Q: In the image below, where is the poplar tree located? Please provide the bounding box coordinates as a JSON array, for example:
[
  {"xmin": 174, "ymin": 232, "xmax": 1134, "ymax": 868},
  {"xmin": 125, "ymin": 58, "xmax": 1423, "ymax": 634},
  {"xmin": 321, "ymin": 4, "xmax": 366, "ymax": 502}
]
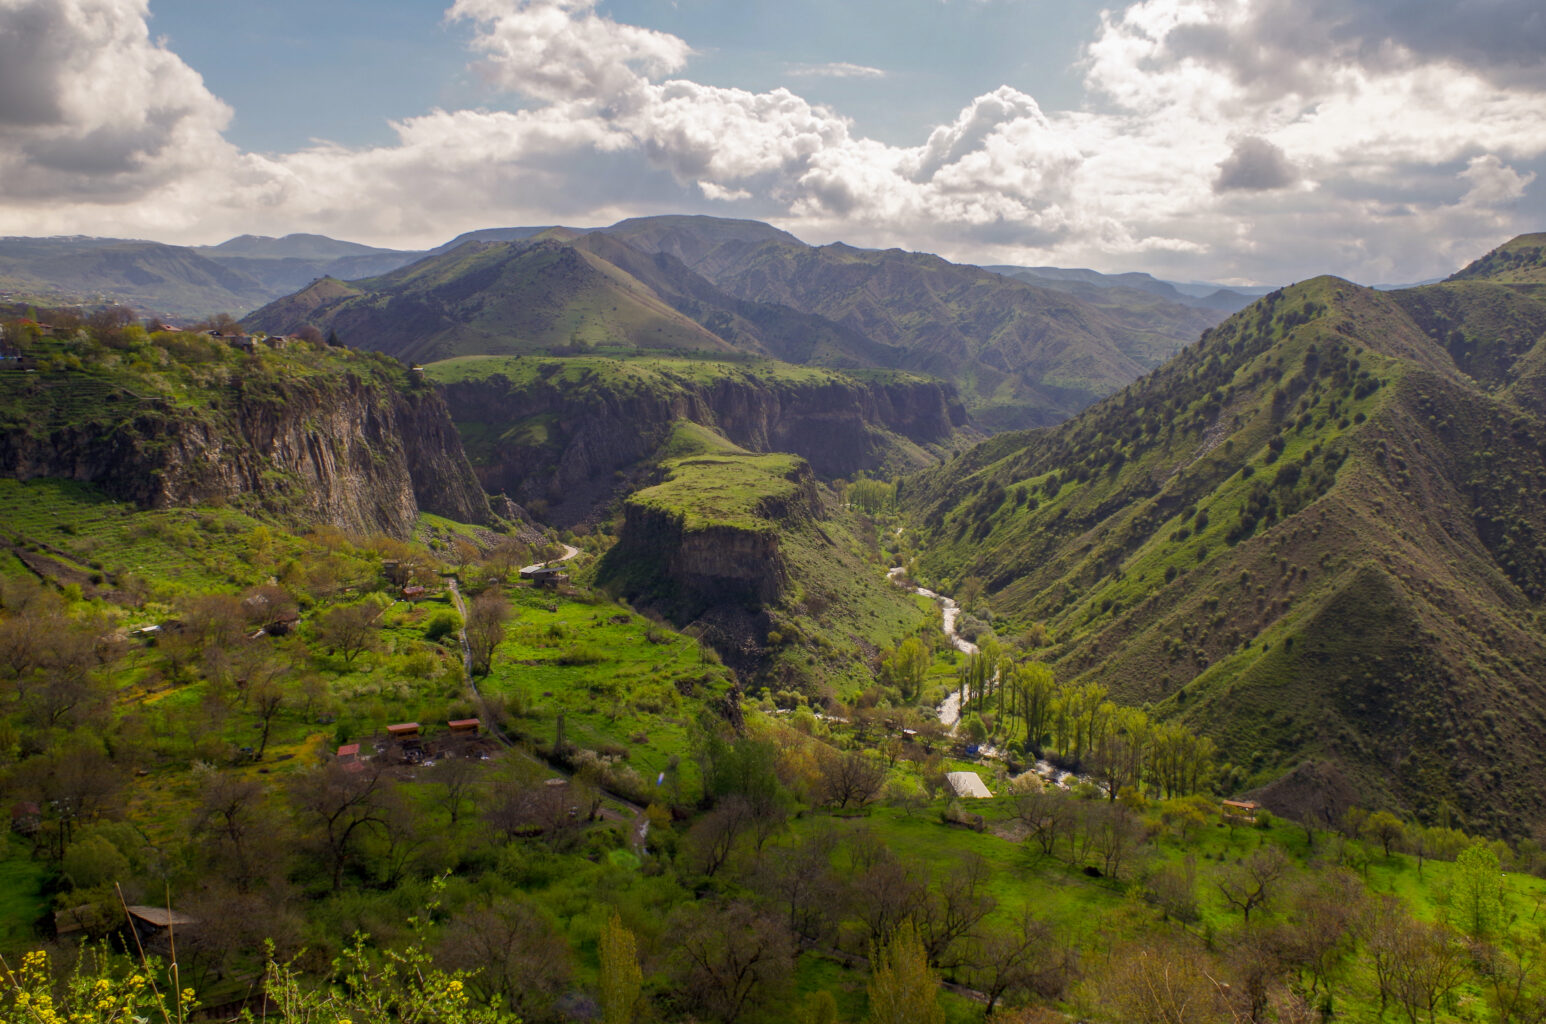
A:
[{"xmin": 600, "ymin": 912, "xmax": 642, "ymax": 1024}]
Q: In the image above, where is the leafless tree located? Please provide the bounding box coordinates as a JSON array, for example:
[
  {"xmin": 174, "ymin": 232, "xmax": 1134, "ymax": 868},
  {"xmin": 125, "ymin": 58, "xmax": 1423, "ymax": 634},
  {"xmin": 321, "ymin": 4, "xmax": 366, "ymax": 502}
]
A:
[
  {"xmin": 438, "ymin": 896, "xmax": 574, "ymax": 1021},
  {"xmin": 466, "ymin": 590, "xmax": 511, "ymax": 677},
  {"xmin": 963, "ymin": 906, "xmax": 1070, "ymax": 1016},
  {"xmin": 287, "ymin": 759, "xmax": 393, "ymax": 892},
  {"xmin": 752, "ymin": 827, "xmax": 844, "ymax": 947},
  {"xmin": 315, "ymin": 600, "xmax": 383, "ymax": 667},
  {"xmin": 431, "ymin": 755, "xmax": 483, "ymax": 825},
  {"xmin": 850, "ymin": 856, "xmax": 928, "ymax": 951},
  {"xmin": 192, "ymin": 766, "xmax": 283, "ymax": 892},
  {"xmin": 686, "ymin": 795, "xmax": 754, "ymax": 877},
  {"xmin": 669, "ymin": 901, "xmax": 794, "ymax": 1024},
  {"xmin": 815, "ymin": 747, "xmax": 887, "ymax": 810},
  {"xmin": 1216, "ymin": 845, "xmax": 1292, "ymax": 924},
  {"xmin": 917, "ymin": 852, "xmax": 997, "ymax": 968},
  {"xmin": 1015, "ymin": 786, "xmax": 1076, "ymax": 861}
]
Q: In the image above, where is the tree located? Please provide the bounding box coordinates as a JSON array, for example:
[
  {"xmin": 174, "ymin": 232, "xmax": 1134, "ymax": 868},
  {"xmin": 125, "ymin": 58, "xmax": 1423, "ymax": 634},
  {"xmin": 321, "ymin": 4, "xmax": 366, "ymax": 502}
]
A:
[
  {"xmin": 669, "ymin": 901, "xmax": 793, "ymax": 1023},
  {"xmin": 466, "ymin": 589, "xmax": 510, "ymax": 677},
  {"xmin": 1216, "ymin": 845, "xmax": 1291, "ymax": 924},
  {"xmin": 191, "ymin": 765, "xmax": 283, "ymax": 892},
  {"xmin": 1453, "ymin": 840, "xmax": 1507, "ymax": 941},
  {"xmin": 438, "ymin": 896, "xmax": 573, "ymax": 1021},
  {"xmin": 1007, "ymin": 660, "xmax": 1056, "ymax": 750},
  {"xmin": 917, "ymin": 853, "xmax": 997, "ymax": 968},
  {"xmin": 250, "ymin": 676, "xmax": 287, "ymax": 759},
  {"xmin": 964, "ymin": 907, "xmax": 1067, "ymax": 1015},
  {"xmin": 1015, "ymin": 786, "xmax": 1075, "ymax": 861},
  {"xmin": 1095, "ymin": 938, "xmax": 1227, "ymax": 1024},
  {"xmin": 287, "ymin": 760, "xmax": 392, "ymax": 892},
  {"xmin": 1364, "ymin": 810, "xmax": 1407, "ymax": 858},
  {"xmin": 753, "ymin": 827, "xmax": 843, "ymax": 947},
  {"xmin": 431, "ymin": 755, "xmax": 482, "ymax": 826},
  {"xmin": 866, "ymin": 920, "xmax": 944, "ymax": 1024},
  {"xmin": 881, "ymin": 637, "xmax": 931, "ymax": 702},
  {"xmin": 600, "ymin": 912, "xmax": 642, "ymax": 1024},
  {"xmin": 816, "ymin": 747, "xmax": 887, "ymax": 810},
  {"xmin": 315, "ymin": 599, "xmax": 383, "ymax": 666}
]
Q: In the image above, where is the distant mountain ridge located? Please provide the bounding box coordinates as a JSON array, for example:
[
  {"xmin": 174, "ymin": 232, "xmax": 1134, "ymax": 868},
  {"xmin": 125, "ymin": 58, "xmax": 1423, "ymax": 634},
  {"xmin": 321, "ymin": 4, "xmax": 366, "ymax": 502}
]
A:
[{"xmin": 244, "ymin": 216, "xmax": 1230, "ymax": 429}]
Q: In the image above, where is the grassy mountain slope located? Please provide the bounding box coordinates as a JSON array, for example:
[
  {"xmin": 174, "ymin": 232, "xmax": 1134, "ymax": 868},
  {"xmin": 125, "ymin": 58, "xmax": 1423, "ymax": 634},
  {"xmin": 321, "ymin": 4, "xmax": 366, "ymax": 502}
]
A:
[
  {"xmin": 247, "ymin": 215, "xmax": 1230, "ymax": 430},
  {"xmin": 245, "ymin": 239, "xmax": 736, "ymax": 363},
  {"xmin": 1449, "ymin": 231, "xmax": 1546, "ymax": 286},
  {"xmin": 611, "ymin": 222, "xmax": 1227, "ymax": 428},
  {"xmin": 903, "ymin": 274, "xmax": 1546, "ymax": 834}
]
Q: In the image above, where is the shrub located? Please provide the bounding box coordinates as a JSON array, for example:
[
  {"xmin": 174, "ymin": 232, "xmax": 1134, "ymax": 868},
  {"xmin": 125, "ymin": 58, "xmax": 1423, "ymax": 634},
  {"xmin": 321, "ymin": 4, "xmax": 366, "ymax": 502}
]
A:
[{"xmin": 424, "ymin": 610, "xmax": 462, "ymax": 643}]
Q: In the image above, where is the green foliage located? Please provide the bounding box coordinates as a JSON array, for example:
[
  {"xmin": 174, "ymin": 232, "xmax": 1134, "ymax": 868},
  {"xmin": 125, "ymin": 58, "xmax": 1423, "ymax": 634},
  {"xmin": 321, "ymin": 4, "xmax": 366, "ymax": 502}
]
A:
[
  {"xmin": 865, "ymin": 921, "xmax": 943, "ymax": 1024},
  {"xmin": 1453, "ymin": 841, "xmax": 1506, "ymax": 941},
  {"xmin": 599, "ymin": 912, "xmax": 641, "ymax": 1024}
]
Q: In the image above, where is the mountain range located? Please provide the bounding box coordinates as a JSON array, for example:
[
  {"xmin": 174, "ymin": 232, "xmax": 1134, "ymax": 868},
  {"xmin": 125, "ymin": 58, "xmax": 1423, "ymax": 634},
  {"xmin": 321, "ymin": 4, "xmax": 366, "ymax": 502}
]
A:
[
  {"xmin": 0, "ymin": 217, "xmax": 1265, "ymax": 430},
  {"xmin": 243, "ymin": 216, "xmax": 1236, "ymax": 428},
  {"xmin": 902, "ymin": 233, "xmax": 1546, "ymax": 834}
]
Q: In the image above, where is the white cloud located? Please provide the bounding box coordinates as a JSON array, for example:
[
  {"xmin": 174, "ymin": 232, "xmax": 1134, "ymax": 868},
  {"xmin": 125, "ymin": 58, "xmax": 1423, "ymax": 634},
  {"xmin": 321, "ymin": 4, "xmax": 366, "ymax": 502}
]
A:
[
  {"xmin": 0, "ymin": 0, "xmax": 233, "ymax": 202},
  {"xmin": 448, "ymin": 0, "xmax": 689, "ymax": 105},
  {"xmin": 0, "ymin": 0, "xmax": 1542, "ymax": 285},
  {"xmin": 786, "ymin": 62, "xmax": 886, "ymax": 79},
  {"xmin": 1459, "ymin": 154, "xmax": 1536, "ymax": 207}
]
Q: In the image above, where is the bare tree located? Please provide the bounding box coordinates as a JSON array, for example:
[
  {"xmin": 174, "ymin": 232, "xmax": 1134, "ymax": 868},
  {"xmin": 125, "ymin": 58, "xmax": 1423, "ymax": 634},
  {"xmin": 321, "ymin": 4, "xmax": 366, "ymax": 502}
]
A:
[
  {"xmin": 466, "ymin": 589, "xmax": 511, "ymax": 677},
  {"xmin": 287, "ymin": 760, "xmax": 392, "ymax": 892},
  {"xmin": 850, "ymin": 856, "xmax": 928, "ymax": 950},
  {"xmin": 752, "ymin": 827, "xmax": 843, "ymax": 947},
  {"xmin": 963, "ymin": 907, "xmax": 1069, "ymax": 1016},
  {"xmin": 431, "ymin": 755, "xmax": 482, "ymax": 825},
  {"xmin": 669, "ymin": 901, "xmax": 794, "ymax": 1024},
  {"xmin": 438, "ymin": 896, "xmax": 574, "ymax": 1020},
  {"xmin": 1216, "ymin": 845, "xmax": 1292, "ymax": 924},
  {"xmin": 315, "ymin": 600, "xmax": 384, "ymax": 667},
  {"xmin": 192, "ymin": 766, "xmax": 284, "ymax": 892},
  {"xmin": 917, "ymin": 853, "xmax": 997, "ymax": 968},
  {"xmin": 685, "ymin": 795, "xmax": 754, "ymax": 877},
  {"xmin": 815, "ymin": 747, "xmax": 887, "ymax": 810},
  {"xmin": 1015, "ymin": 786, "xmax": 1076, "ymax": 861},
  {"xmin": 250, "ymin": 677, "xmax": 287, "ymax": 759}
]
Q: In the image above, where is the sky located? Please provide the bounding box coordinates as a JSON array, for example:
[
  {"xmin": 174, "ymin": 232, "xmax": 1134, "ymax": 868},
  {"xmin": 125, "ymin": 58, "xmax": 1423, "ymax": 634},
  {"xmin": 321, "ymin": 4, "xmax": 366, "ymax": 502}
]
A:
[{"xmin": 1, "ymin": 0, "xmax": 1543, "ymax": 286}]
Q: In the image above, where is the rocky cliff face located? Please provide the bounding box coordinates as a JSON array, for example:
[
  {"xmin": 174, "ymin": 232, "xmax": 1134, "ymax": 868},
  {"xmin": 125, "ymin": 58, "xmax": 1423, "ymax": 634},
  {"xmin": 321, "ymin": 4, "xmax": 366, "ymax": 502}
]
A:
[
  {"xmin": 438, "ymin": 362, "xmax": 964, "ymax": 525},
  {"xmin": 1, "ymin": 370, "xmax": 489, "ymax": 538}
]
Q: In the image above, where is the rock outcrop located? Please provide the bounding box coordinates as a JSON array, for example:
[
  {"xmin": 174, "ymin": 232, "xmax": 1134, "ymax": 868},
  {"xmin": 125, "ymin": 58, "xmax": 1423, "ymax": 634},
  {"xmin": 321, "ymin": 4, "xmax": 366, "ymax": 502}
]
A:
[
  {"xmin": 1, "ymin": 367, "xmax": 489, "ymax": 538},
  {"xmin": 437, "ymin": 359, "xmax": 964, "ymax": 525}
]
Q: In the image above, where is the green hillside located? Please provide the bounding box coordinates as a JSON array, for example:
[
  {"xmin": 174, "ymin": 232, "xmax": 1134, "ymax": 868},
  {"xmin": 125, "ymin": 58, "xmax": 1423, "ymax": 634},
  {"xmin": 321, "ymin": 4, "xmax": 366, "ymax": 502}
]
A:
[
  {"xmin": 615, "ymin": 224, "xmax": 1226, "ymax": 427},
  {"xmin": 902, "ymin": 274, "xmax": 1546, "ymax": 834},
  {"xmin": 245, "ymin": 239, "xmax": 736, "ymax": 363},
  {"xmin": 1449, "ymin": 231, "xmax": 1546, "ymax": 286}
]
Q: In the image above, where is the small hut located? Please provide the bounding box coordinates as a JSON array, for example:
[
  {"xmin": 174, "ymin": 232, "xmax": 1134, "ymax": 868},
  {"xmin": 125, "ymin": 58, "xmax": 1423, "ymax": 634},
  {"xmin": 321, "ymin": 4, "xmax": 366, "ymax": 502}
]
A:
[
  {"xmin": 1222, "ymin": 799, "xmax": 1260, "ymax": 823},
  {"xmin": 945, "ymin": 771, "xmax": 993, "ymax": 799}
]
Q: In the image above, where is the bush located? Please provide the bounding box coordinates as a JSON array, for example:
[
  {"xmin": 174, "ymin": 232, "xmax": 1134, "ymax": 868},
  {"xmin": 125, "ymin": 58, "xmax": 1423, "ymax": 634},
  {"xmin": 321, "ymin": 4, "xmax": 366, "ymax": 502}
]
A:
[{"xmin": 424, "ymin": 610, "xmax": 462, "ymax": 643}]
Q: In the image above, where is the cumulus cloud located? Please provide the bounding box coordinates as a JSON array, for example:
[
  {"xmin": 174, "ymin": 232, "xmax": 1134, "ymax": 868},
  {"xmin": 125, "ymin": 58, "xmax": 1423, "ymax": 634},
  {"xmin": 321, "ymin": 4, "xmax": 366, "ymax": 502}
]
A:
[
  {"xmin": 449, "ymin": 0, "xmax": 689, "ymax": 105},
  {"xmin": 1214, "ymin": 136, "xmax": 1299, "ymax": 192},
  {"xmin": 1459, "ymin": 154, "xmax": 1536, "ymax": 206},
  {"xmin": 0, "ymin": 0, "xmax": 1543, "ymax": 285},
  {"xmin": 0, "ymin": 0, "xmax": 233, "ymax": 202}
]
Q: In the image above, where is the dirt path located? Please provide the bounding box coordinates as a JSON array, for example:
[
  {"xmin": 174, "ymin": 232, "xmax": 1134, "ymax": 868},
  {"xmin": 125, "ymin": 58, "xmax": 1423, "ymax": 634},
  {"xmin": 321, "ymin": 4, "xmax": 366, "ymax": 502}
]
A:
[{"xmin": 448, "ymin": 571, "xmax": 648, "ymax": 833}]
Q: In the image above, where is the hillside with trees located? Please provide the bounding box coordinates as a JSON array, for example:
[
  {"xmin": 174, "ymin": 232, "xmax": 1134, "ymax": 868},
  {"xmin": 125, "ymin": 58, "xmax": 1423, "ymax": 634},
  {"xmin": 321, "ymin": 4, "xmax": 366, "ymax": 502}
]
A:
[{"xmin": 900, "ymin": 236, "xmax": 1546, "ymax": 836}]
